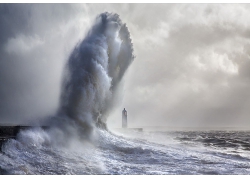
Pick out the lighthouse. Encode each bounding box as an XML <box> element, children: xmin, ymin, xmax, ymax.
<box><xmin>122</xmin><ymin>108</ymin><xmax>127</xmax><ymax>128</ymax></box>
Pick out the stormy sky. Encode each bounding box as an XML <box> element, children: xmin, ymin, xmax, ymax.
<box><xmin>1</xmin><ymin>4</ymin><xmax>250</xmax><ymax>129</ymax></box>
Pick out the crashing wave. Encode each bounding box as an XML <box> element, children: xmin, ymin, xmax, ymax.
<box><xmin>58</xmin><ymin>12</ymin><xmax>134</xmax><ymax>133</ymax></box>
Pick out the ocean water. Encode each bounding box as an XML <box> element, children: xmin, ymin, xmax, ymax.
<box><xmin>1</xmin><ymin>127</ymin><xmax>250</xmax><ymax>175</ymax></box>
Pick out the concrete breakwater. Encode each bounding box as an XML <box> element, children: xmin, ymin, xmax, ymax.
<box><xmin>0</xmin><ymin>126</ymin><xmax>48</xmax><ymax>149</ymax></box>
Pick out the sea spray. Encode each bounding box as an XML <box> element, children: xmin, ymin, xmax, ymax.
<box><xmin>59</xmin><ymin>12</ymin><xmax>134</xmax><ymax>133</ymax></box>
<box><xmin>3</xmin><ymin>12</ymin><xmax>134</xmax><ymax>151</ymax></box>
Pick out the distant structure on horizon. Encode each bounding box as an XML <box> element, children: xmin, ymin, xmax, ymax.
<box><xmin>122</xmin><ymin>108</ymin><xmax>127</xmax><ymax>128</ymax></box>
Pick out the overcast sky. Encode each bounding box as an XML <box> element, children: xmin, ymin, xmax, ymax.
<box><xmin>1</xmin><ymin>4</ymin><xmax>250</xmax><ymax>129</ymax></box>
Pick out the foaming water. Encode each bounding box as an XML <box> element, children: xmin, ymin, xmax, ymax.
<box><xmin>1</xmin><ymin>127</ymin><xmax>250</xmax><ymax>174</ymax></box>
<box><xmin>0</xmin><ymin>126</ymin><xmax>103</xmax><ymax>175</ymax></box>
<box><xmin>107</xmin><ymin>129</ymin><xmax>250</xmax><ymax>175</ymax></box>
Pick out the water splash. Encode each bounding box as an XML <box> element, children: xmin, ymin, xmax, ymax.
<box><xmin>59</xmin><ymin>12</ymin><xmax>134</xmax><ymax>133</ymax></box>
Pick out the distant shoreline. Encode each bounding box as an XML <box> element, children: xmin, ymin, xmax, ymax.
<box><xmin>109</xmin><ymin>126</ymin><xmax>250</xmax><ymax>132</ymax></box>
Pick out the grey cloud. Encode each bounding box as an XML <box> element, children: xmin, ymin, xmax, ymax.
<box><xmin>1</xmin><ymin>4</ymin><xmax>250</xmax><ymax>130</ymax></box>
<box><xmin>110</xmin><ymin>4</ymin><xmax>250</xmax><ymax>129</ymax></box>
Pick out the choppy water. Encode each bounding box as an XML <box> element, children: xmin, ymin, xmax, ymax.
<box><xmin>1</xmin><ymin>127</ymin><xmax>250</xmax><ymax>175</ymax></box>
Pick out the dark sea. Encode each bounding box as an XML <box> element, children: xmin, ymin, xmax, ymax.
<box><xmin>1</xmin><ymin>127</ymin><xmax>250</xmax><ymax>175</ymax></box>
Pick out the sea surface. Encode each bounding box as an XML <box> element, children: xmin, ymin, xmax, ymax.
<box><xmin>1</xmin><ymin>127</ymin><xmax>250</xmax><ymax>175</ymax></box>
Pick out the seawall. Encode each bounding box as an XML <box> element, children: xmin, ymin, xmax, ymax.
<box><xmin>0</xmin><ymin>126</ymin><xmax>48</xmax><ymax>149</ymax></box>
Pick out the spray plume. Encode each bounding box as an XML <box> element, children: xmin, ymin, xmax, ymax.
<box><xmin>58</xmin><ymin>12</ymin><xmax>134</xmax><ymax>133</ymax></box>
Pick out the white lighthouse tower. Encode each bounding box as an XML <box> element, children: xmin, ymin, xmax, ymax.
<box><xmin>122</xmin><ymin>108</ymin><xmax>127</xmax><ymax>128</ymax></box>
